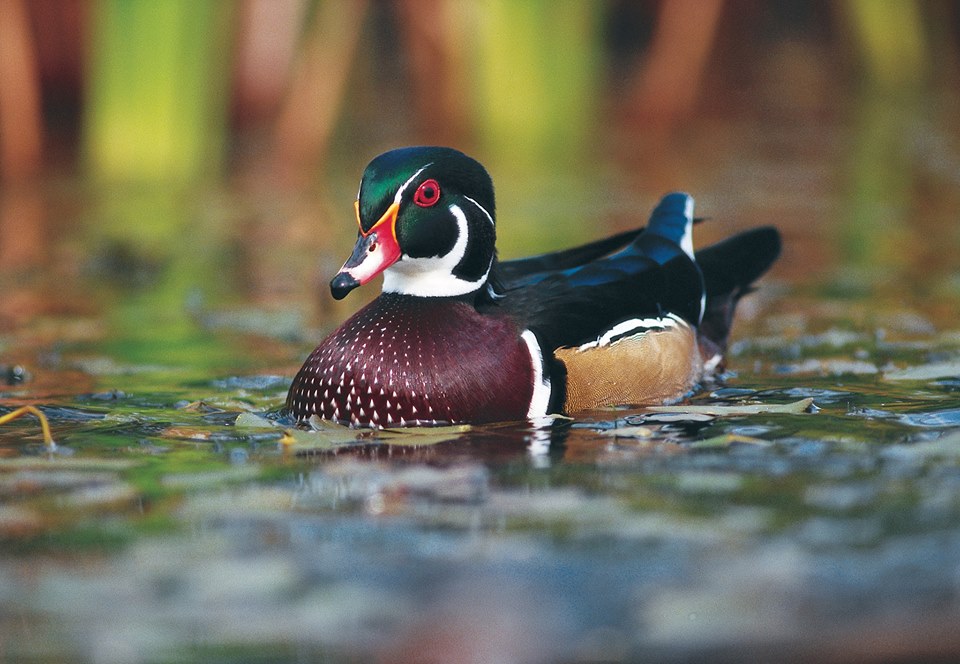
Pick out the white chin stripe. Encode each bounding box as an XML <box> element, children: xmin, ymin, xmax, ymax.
<box><xmin>521</xmin><ymin>329</ymin><xmax>552</xmax><ymax>418</ymax></box>
<box><xmin>577</xmin><ymin>314</ymin><xmax>686</xmax><ymax>351</ymax></box>
<box><xmin>381</xmin><ymin>203</ymin><xmax>491</xmax><ymax>297</ymax></box>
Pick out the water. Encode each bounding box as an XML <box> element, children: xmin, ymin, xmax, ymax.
<box><xmin>2</xmin><ymin>84</ymin><xmax>960</xmax><ymax>663</ymax></box>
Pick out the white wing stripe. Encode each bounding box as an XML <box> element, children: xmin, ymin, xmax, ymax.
<box><xmin>680</xmin><ymin>195</ymin><xmax>695</xmax><ymax>260</ymax></box>
<box><xmin>577</xmin><ymin>314</ymin><xmax>686</xmax><ymax>351</ymax></box>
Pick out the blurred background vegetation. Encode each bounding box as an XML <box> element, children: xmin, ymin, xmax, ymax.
<box><xmin>0</xmin><ymin>0</ymin><xmax>959</xmax><ymax>345</ymax></box>
<box><xmin>1</xmin><ymin>0</ymin><xmax>956</xmax><ymax>185</ymax></box>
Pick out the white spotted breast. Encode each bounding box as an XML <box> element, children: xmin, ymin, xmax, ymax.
<box><xmin>286</xmin><ymin>293</ymin><xmax>536</xmax><ymax>427</ymax></box>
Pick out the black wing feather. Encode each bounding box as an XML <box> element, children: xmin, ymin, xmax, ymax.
<box><xmin>495</xmin><ymin>227</ymin><xmax>643</xmax><ymax>284</ymax></box>
<box><xmin>479</xmin><ymin>193</ymin><xmax>779</xmax><ymax>354</ymax></box>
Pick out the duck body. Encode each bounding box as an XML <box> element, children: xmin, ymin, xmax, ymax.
<box><xmin>286</xmin><ymin>146</ymin><xmax>781</xmax><ymax>427</ymax></box>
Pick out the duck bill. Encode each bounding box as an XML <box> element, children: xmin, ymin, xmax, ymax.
<box><xmin>330</xmin><ymin>201</ymin><xmax>402</xmax><ymax>300</ymax></box>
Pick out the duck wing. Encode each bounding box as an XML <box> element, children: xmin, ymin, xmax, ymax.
<box><xmin>495</xmin><ymin>227</ymin><xmax>643</xmax><ymax>284</ymax></box>
<box><xmin>486</xmin><ymin>193</ymin><xmax>705</xmax><ymax>350</ymax></box>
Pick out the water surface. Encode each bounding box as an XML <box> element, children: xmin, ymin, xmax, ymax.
<box><xmin>2</xmin><ymin>81</ymin><xmax>960</xmax><ymax>662</ymax></box>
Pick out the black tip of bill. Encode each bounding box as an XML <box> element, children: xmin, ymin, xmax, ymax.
<box><xmin>330</xmin><ymin>272</ymin><xmax>360</xmax><ymax>300</ymax></box>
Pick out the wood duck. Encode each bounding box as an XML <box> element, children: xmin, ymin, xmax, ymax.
<box><xmin>286</xmin><ymin>146</ymin><xmax>780</xmax><ymax>428</ymax></box>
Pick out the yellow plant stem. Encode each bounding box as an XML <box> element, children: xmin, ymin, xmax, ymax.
<box><xmin>0</xmin><ymin>405</ymin><xmax>54</xmax><ymax>449</ymax></box>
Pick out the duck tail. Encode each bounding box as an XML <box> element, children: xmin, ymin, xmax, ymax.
<box><xmin>695</xmin><ymin>226</ymin><xmax>781</xmax><ymax>362</ymax></box>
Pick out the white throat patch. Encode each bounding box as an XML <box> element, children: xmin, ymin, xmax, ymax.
<box><xmin>381</xmin><ymin>203</ymin><xmax>492</xmax><ymax>297</ymax></box>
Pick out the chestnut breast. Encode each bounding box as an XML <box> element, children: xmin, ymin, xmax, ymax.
<box><xmin>287</xmin><ymin>294</ymin><xmax>535</xmax><ymax>426</ymax></box>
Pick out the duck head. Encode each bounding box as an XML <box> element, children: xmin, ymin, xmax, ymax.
<box><xmin>330</xmin><ymin>146</ymin><xmax>497</xmax><ymax>300</ymax></box>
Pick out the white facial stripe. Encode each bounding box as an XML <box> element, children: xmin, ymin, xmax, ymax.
<box><xmin>381</xmin><ymin>203</ymin><xmax>492</xmax><ymax>297</ymax></box>
<box><xmin>356</xmin><ymin>163</ymin><xmax>432</xmax><ymax>215</ymax></box>
<box><xmin>521</xmin><ymin>330</ymin><xmax>551</xmax><ymax>418</ymax></box>
<box><xmin>446</xmin><ymin>204</ymin><xmax>470</xmax><ymax>264</ymax></box>
<box><xmin>463</xmin><ymin>195</ymin><xmax>494</xmax><ymax>226</ymax></box>
<box><xmin>394</xmin><ymin>163</ymin><xmax>433</xmax><ymax>204</ymax></box>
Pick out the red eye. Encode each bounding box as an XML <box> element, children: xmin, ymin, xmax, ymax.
<box><xmin>413</xmin><ymin>179</ymin><xmax>441</xmax><ymax>207</ymax></box>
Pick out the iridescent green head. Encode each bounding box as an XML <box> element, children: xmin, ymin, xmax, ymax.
<box><xmin>331</xmin><ymin>147</ymin><xmax>498</xmax><ymax>299</ymax></box>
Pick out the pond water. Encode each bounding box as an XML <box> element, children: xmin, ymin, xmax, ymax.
<box><xmin>3</xmin><ymin>79</ymin><xmax>960</xmax><ymax>661</ymax></box>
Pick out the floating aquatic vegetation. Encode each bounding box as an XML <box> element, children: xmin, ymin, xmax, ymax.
<box><xmin>647</xmin><ymin>397</ymin><xmax>816</xmax><ymax>417</ymax></box>
<box><xmin>884</xmin><ymin>360</ymin><xmax>960</xmax><ymax>381</ymax></box>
